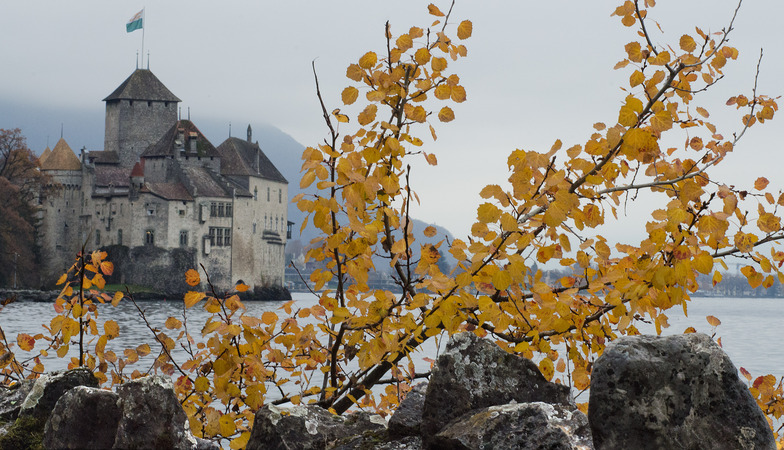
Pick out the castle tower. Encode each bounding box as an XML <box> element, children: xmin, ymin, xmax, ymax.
<box><xmin>103</xmin><ymin>69</ymin><xmax>180</xmax><ymax>167</ymax></box>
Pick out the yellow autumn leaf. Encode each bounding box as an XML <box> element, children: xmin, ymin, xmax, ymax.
<box><xmin>184</xmin><ymin>291</ymin><xmax>206</xmax><ymax>309</ymax></box>
<box><xmin>414</xmin><ymin>47</ymin><xmax>431</xmax><ymax>65</ymax></box>
<box><xmin>438</xmin><ymin>106</ymin><xmax>455</xmax><ymax>122</ymax></box>
<box><xmin>434</xmin><ymin>84</ymin><xmax>451</xmax><ymax>100</ymax></box>
<box><xmin>396</xmin><ymin>34</ymin><xmax>413</xmax><ymax>52</ymax></box>
<box><xmin>261</xmin><ymin>311</ymin><xmax>278</xmax><ymax>325</ymax></box>
<box><xmin>341</xmin><ymin>86</ymin><xmax>359</xmax><ymax>105</ymax></box>
<box><xmin>492</xmin><ymin>270</ymin><xmax>512</xmax><ymax>291</ymax></box>
<box><xmin>477</xmin><ymin>203</ymin><xmax>501</xmax><ymax>223</ymax></box>
<box><xmin>104</xmin><ymin>320</ymin><xmax>120</xmax><ymax>339</ymax></box>
<box><xmin>538</xmin><ymin>358</ymin><xmax>554</xmax><ymax>381</ymax></box>
<box><xmin>358</xmin><ymin>104</ymin><xmax>378</xmax><ymax>126</ymax></box>
<box><xmin>457</xmin><ymin>20</ymin><xmax>473</xmax><ymax>40</ymax></box>
<box><xmin>706</xmin><ymin>315</ymin><xmax>721</xmax><ymax>327</ymax></box>
<box><xmin>358</xmin><ymin>51</ymin><xmax>377</xmax><ymax>69</ymax></box>
<box><xmin>423</xmin><ymin>226</ymin><xmax>437</xmax><ymax>237</ymax></box>
<box><xmin>679</xmin><ymin>35</ymin><xmax>696</xmax><ymax>52</ymax></box>
<box><xmin>165</xmin><ymin>317</ymin><xmax>183</xmax><ymax>329</ymax></box>
<box><xmin>625</xmin><ymin>41</ymin><xmax>643</xmax><ymax>62</ymax></box>
<box><xmin>112</xmin><ymin>291</ymin><xmax>123</xmax><ymax>307</ymax></box>
<box><xmin>629</xmin><ymin>70</ymin><xmax>644</xmax><ymax>87</ymax></box>
<box><xmin>450</xmin><ymin>85</ymin><xmax>467</xmax><ymax>103</ymax></box>
<box><xmin>758</xmin><ymin>213</ymin><xmax>781</xmax><ymax>233</ymax></box>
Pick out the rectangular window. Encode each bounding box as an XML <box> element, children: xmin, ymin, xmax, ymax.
<box><xmin>179</xmin><ymin>231</ymin><xmax>188</xmax><ymax>247</ymax></box>
<box><xmin>95</xmin><ymin>230</ymin><xmax>101</xmax><ymax>246</ymax></box>
<box><xmin>225</xmin><ymin>203</ymin><xmax>232</xmax><ymax>217</ymax></box>
<box><xmin>279</xmin><ymin>190</ymin><xmax>282</xmax><ymax>203</ymax></box>
<box><xmin>267</xmin><ymin>187</ymin><xmax>270</xmax><ymax>201</ymax></box>
<box><xmin>210</xmin><ymin>202</ymin><xmax>217</xmax><ymax>217</ymax></box>
<box><xmin>207</xmin><ymin>227</ymin><xmax>231</xmax><ymax>247</ymax></box>
<box><xmin>145</xmin><ymin>230</ymin><xmax>155</xmax><ymax>245</ymax></box>
<box><xmin>118</xmin><ymin>229</ymin><xmax>123</xmax><ymax>245</ymax></box>
<box><xmin>218</xmin><ymin>203</ymin><xmax>225</xmax><ymax>217</ymax></box>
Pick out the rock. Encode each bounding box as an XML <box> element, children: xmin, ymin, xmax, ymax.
<box><xmin>420</xmin><ymin>332</ymin><xmax>572</xmax><ymax>446</ymax></box>
<box><xmin>374</xmin><ymin>436</ymin><xmax>423</xmax><ymax>449</ymax></box>
<box><xmin>433</xmin><ymin>402</ymin><xmax>593</xmax><ymax>450</ymax></box>
<box><xmin>589</xmin><ymin>333</ymin><xmax>774</xmax><ymax>450</ymax></box>
<box><xmin>114</xmin><ymin>375</ymin><xmax>198</xmax><ymax>450</ymax></box>
<box><xmin>246</xmin><ymin>404</ymin><xmax>385</xmax><ymax>450</ymax></box>
<box><xmin>42</xmin><ymin>386</ymin><xmax>121</xmax><ymax>449</ymax></box>
<box><xmin>18</xmin><ymin>367</ymin><xmax>98</xmax><ymax>420</ymax></box>
<box><xmin>0</xmin><ymin>379</ymin><xmax>34</xmax><ymax>422</ymax></box>
<box><xmin>388</xmin><ymin>382</ymin><xmax>427</xmax><ymax>439</ymax></box>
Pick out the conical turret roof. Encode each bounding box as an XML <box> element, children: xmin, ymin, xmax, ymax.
<box><xmin>39</xmin><ymin>146</ymin><xmax>52</xmax><ymax>165</ymax></box>
<box><xmin>103</xmin><ymin>69</ymin><xmax>181</xmax><ymax>103</ymax></box>
<box><xmin>41</xmin><ymin>138</ymin><xmax>81</xmax><ymax>171</ymax></box>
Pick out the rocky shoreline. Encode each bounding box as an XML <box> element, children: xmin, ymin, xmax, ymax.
<box><xmin>0</xmin><ymin>286</ymin><xmax>292</xmax><ymax>303</ymax></box>
<box><xmin>0</xmin><ymin>332</ymin><xmax>774</xmax><ymax>449</ymax></box>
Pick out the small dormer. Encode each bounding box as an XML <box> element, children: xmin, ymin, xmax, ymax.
<box><xmin>189</xmin><ymin>132</ymin><xmax>198</xmax><ymax>153</ymax></box>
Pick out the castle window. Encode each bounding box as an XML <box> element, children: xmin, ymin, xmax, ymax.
<box><xmin>179</xmin><ymin>209</ymin><xmax>185</xmax><ymax>217</ymax></box>
<box><xmin>95</xmin><ymin>230</ymin><xmax>101</xmax><ymax>246</ymax></box>
<box><xmin>254</xmin><ymin>187</ymin><xmax>258</xmax><ymax>201</ymax></box>
<box><xmin>267</xmin><ymin>187</ymin><xmax>270</xmax><ymax>201</ymax></box>
<box><xmin>179</xmin><ymin>231</ymin><xmax>188</xmax><ymax>247</ymax></box>
<box><xmin>208</xmin><ymin>227</ymin><xmax>231</xmax><ymax>247</ymax></box>
<box><xmin>218</xmin><ymin>203</ymin><xmax>225</xmax><ymax>217</ymax></box>
<box><xmin>145</xmin><ymin>230</ymin><xmax>155</xmax><ymax>245</ymax></box>
<box><xmin>147</xmin><ymin>101</ymin><xmax>152</xmax><ymax>107</ymax></box>
<box><xmin>129</xmin><ymin>100</ymin><xmax>134</xmax><ymax>106</ymax></box>
<box><xmin>211</xmin><ymin>202</ymin><xmax>217</xmax><ymax>217</ymax></box>
<box><xmin>118</xmin><ymin>229</ymin><xmax>123</xmax><ymax>245</ymax></box>
<box><xmin>279</xmin><ymin>190</ymin><xmax>282</xmax><ymax>203</ymax></box>
<box><xmin>252</xmin><ymin>223</ymin><xmax>256</xmax><ymax>234</ymax></box>
<box><xmin>226</xmin><ymin>203</ymin><xmax>232</xmax><ymax>217</ymax></box>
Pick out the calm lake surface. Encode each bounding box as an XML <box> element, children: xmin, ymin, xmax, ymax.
<box><xmin>1</xmin><ymin>293</ymin><xmax>781</xmax><ymax>385</ymax></box>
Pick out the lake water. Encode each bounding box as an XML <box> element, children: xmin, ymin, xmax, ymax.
<box><xmin>1</xmin><ymin>293</ymin><xmax>781</xmax><ymax>388</ymax></box>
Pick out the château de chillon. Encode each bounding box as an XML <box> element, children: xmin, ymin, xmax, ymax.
<box><xmin>37</xmin><ymin>68</ymin><xmax>291</xmax><ymax>295</ymax></box>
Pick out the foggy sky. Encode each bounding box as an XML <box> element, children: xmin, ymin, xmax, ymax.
<box><xmin>2</xmin><ymin>1</ymin><xmax>782</xmax><ymax>240</ymax></box>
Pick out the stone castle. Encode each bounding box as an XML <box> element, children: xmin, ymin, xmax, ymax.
<box><xmin>37</xmin><ymin>68</ymin><xmax>289</xmax><ymax>293</ymax></box>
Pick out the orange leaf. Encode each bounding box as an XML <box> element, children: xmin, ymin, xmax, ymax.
<box><xmin>185</xmin><ymin>269</ymin><xmax>200</xmax><ymax>287</ymax></box>
<box><xmin>236</xmin><ymin>283</ymin><xmax>250</xmax><ymax>293</ymax></box>
<box><xmin>261</xmin><ymin>311</ymin><xmax>278</xmax><ymax>325</ymax></box>
<box><xmin>100</xmin><ymin>261</ymin><xmax>114</xmax><ymax>276</ymax></box>
<box><xmin>438</xmin><ymin>106</ymin><xmax>455</xmax><ymax>123</ymax></box>
<box><xmin>17</xmin><ymin>333</ymin><xmax>35</xmax><ymax>351</ymax></box>
<box><xmin>457</xmin><ymin>20</ymin><xmax>473</xmax><ymax>40</ymax></box>
<box><xmin>427</xmin><ymin>4</ymin><xmax>445</xmax><ymax>16</ymax></box>
<box><xmin>706</xmin><ymin>315</ymin><xmax>721</xmax><ymax>327</ymax></box>
<box><xmin>341</xmin><ymin>86</ymin><xmax>359</xmax><ymax>105</ymax></box>
<box><xmin>423</xmin><ymin>226</ymin><xmax>437</xmax><ymax>238</ymax></box>
<box><xmin>754</xmin><ymin>177</ymin><xmax>769</xmax><ymax>191</ymax></box>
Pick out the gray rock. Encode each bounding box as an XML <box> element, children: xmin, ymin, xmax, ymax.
<box><xmin>589</xmin><ymin>333</ymin><xmax>774</xmax><ymax>450</ymax></box>
<box><xmin>388</xmin><ymin>382</ymin><xmax>427</xmax><ymax>438</ymax></box>
<box><xmin>42</xmin><ymin>385</ymin><xmax>121</xmax><ymax>449</ymax></box>
<box><xmin>18</xmin><ymin>367</ymin><xmax>98</xmax><ymax>420</ymax></box>
<box><xmin>433</xmin><ymin>402</ymin><xmax>593</xmax><ymax>450</ymax></box>
<box><xmin>375</xmin><ymin>436</ymin><xmax>423</xmax><ymax>449</ymax></box>
<box><xmin>420</xmin><ymin>332</ymin><xmax>572</xmax><ymax>446</ymax></box>
<box><xmin>247</xmin><ymin>404</ymin><xmax>385</xmax><ymax>450</ymax></box>
<box><xmin>114</xmin><ymin>375</ymin><xmax>198</xmax><ymax>450</ymax></box>
<box><xmin>0</xmin><ymin>379</ymin><xmax>33</xmax><ymax>422</ymax></box>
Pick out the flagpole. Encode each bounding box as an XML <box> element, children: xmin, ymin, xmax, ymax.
<box><xmin>141</xmin><ymin>8</ymin><xmax>145</xmax><ymax>68</ymax></box>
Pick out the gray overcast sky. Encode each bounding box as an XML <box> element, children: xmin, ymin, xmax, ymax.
<box><xmin>2</xmin><ymin>1</ymin><xmax>782</xmax><ymax>240</ymax></box>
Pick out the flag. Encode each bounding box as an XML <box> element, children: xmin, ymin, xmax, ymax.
<box><xmin>126</xmin><ymin>9</ymin><xmax>144</xmax><ymax>33</ymax></box>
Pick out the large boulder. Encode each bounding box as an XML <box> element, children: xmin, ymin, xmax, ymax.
<box><xmin>420</xmin><ymin>332</ymin><xmax>572</xmax><ymax>446</ymax></box>
<box><xmin>589</xmin><ymin>333</ymin><xmax>774</xmax><ymax>449</ymax></box>
<box><xmin>0</xmin><ymin>379</ymin><xmax>33</xmax><ymax>422</ymax></box>
<box><xmin>246</xmin><ymin>404</ymin><xmax>385</xmax><ymax>450</ymax></box>
<box><xmin>387</xmin><ymin>382</ymin><xmax>427</xmax><ymax>438</ymax></box>
<box><xmin>18</xmin><ymin>367</ymin><xmax>98</xmax><ymax>420</ymax></box>
<box><xmin>433</xmin><ymin>402</ymin><xmax>593</xmax><ymax>450</ymax></box>
<box><xmin>42</xmin><ymin>386</ymin><xmax>122</xmax><ymax>449</ymax></box>
<box><xmin>114</xmin><ymin>375</ymin><xmax>198</xmax><ymax>450</ymax></box>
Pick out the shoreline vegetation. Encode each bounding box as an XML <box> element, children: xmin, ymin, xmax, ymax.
<box><xmin>0</xmin><ymin>285</ymin><xmax>292</xmax><ymax>303</ymax></box>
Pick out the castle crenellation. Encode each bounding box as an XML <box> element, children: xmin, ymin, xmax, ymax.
<box><xmin>37</xmin><ymin>69</ymin><xmax>289</xmax><ymax>293</ymax></box>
